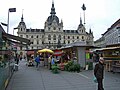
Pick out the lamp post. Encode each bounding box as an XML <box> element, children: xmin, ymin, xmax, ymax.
<box><xmin>7</xmin><ymin>8</ymin><xmax>16</xmax><ymax>34</ymax></box>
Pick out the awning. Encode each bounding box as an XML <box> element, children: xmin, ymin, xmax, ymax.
<box><xmin>27</xmin><ymin>51</ymin><xmax>34</xmax><ymax>55</ymax></box>
<box><xmin>2</xmin><ymin>32</ymin><xmax>30</xmax><ymax>45</ymax></box>
<box><xmin>53</xmin><ymin>50</ymin><xmax>63</xmax><ymax>56</ymax></box>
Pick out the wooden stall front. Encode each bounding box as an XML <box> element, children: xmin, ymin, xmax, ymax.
<box><xmin>101</xmin><ymin>47</ymin><xmax>120</xmax><ymax>72</ymax></box>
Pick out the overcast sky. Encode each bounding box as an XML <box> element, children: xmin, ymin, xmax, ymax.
<box><xmin>0</xmin><ymin>0</ymin><xmax>120</xmax><ymax>40</ymax></box>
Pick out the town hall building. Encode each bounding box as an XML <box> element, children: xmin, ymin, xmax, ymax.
<box><xmin>16</xmin><ymin>1</ymin><xmax>94</xmax><ymax>50</ymax></box>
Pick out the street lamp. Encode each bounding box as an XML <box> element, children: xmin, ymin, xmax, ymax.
<box><xmin>7</xmin><ymin>8</ymin><xmax>16</xmax><ymax>34</ymax></box>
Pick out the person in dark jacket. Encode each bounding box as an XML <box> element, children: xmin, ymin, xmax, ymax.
<box><xmin>94</xmin><ymin>57</ymin><xmax>104</xmax><ymax>90</ymax></box>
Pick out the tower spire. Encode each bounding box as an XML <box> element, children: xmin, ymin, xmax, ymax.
<box><xmin>80</xmin><ymin>14</ymin><xmax>82</xmax><ymax>25</ymax></box>
<box><xmin>21</xmin><ymin>9</ymin><xmax>24</xmax><ymax>22</ymax></box>
<box><xmin>50</xmin><ymin>0</ymin><xmax>56</xmax><ymax>15</ymax></box>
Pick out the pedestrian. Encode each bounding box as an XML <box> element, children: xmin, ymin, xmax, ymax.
<box><xmin>15</xmin><ymin>54</ymin><xmax>19</xmax><ymax>65</ymax></box>
<box><xmin>94</xmin><ymin>57</ymin><xmax>105</xmax><ymax>90</ymax></box>
<box><xmin>35</xmin><ymin>55</ymin><xmax>40</xmax><ymax>70</ymax></box>
<box><xmin>48</xmin><ymin>55</ymin><xmax>52</xmax><ymax>69</ymax></box>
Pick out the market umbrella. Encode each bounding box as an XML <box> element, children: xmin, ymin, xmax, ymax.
<box><xmin>37</xmin><ymin>49</ymin><xmax>54</xmax><ymax>66</ymax></box>
<box><xmin>37</xmin><ymin>48</ymin><xmax>54</xmax><ymax>54</ymax></box>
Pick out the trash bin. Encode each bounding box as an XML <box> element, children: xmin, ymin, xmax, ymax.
<box><xmin>14</xmin><ymin>64</ymin><xmax>19</xmax><ymax>71</ymax></box>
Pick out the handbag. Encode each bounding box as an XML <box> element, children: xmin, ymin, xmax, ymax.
<box><xmin>93</xmin><ymin>76</ymin><xmax>98</xmax><ymax>83</ymax></box>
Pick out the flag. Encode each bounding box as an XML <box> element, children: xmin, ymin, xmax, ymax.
<box><xmin>9</xmin><ymin>8</ymin><xmax>16</xmax><ymax>12</ymax></box>
<box><xmin>1</xmin><ymin>22</ymin><xmax>8</xmax><ymax>26</ymax></box>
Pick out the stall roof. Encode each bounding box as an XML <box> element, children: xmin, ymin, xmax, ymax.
<box><xmin>61</xmin><ymin>41</ymin><xmax>95</xmax><ymax>49</ymax></box>
<box><xmin>2</xmin><ymin>32</ymin><xmax>31</xmax><ymax>45</ymax></box>
<box><xmin>94</xmin><ymin>46</ymin><xmax>120</xmax><ymax>51</ymax></box>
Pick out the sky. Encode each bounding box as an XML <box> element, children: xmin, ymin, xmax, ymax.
<box><xmin>0</xmin><ymin>0</ymin><xmax>120</xmax><ymax>41</ymax></box>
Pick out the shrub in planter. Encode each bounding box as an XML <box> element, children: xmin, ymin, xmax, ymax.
<box><xmin>74</xmin><ymin>64</ymin><xmax>81</xmax><ymax>72</ymax></box>
<box><xmin>88</xmin><ymin>62</ymin><xmax>93</xmax><ymax>70</ymax></box>
<box><xmin>64</xmin><ymin>61</ymin><xmax>74</xmax><ymax>71</ymax></box>
<box><xmin>68</xmin><ymin>65</ymin><xmax>74</xmax><ymax>72</ymax></box>
<box><xmin>51</xmin><ymin>64</ymin><xmax>59</xmax><ymax>74</ymax></box>
<box><xmin>86</xmin><ymin>62</ymin><xmax>93</xmax><ymax>70</ymax></box>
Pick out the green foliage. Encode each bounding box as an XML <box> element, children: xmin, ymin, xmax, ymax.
<box><xmin>51</xmin><ymin>64</ymin><xmax>59</xmax><ymax>74</ymax></box>
<box><xmin>86</xmin><ymin>62</ymin><xmax>93</xmax><ymax>70</ymax></box>
<box><xmin>64</xmin><ymin>61</ymin><xmax>81</xmax><ymax>72</ymax></box>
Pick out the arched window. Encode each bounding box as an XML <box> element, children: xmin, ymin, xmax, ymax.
<box><xmin>42</xmin><ymin>41</ymin><xmax>44</xmax><ymax>44</ymax></box>
<box><xmin>64</xmin><ymin>36</ymin><xmax>65</xmax><ymax>39</ymax></box>
<box><xmin>68</xmin><ymin>36</ymin><xmax>70</xmax><ymax>39</ymax></box>
<box><xmin>68</xmin><ymin>41</ymin><xmax>70</xmax><ymax>44</ymax></box>
<box><xmin>37</xmin><ymin>40</ymin><xmax>39</xmax><ymax>44</ymax></box>
<box><xmin>73</xmin><ymin>36</ymin><xmax>74</xmax><ymax>39</ymax></box>
<box><xmin>20</xmin><ymin>35</ymin><xmax>23</xmax><ymax>37</ymax></box>
<box><xmin>31</xmin><ymin>35</ymin><xmax>33</xmax><ymax>38</ymax></box>
<box><xmin>36</xmin><ymin>35</ymin><xmax>39</xmax><ymax>38</ymax></box>
<box><xmin>48</xmin><ymin>34</ymin><xmax>51</xmax><ymax>40</ymax></box>
<box><xmin>82</xmin><ymin>36</ymin><xmax>84</xmax><ymax>39</ymax></box>
<box><xmin>53</xmin><ymin>27</ymin><xmax>56</xmax><ymax>30</ymax></box>
<box><xmin>58</xmin><ymin>35</ymin><xmax>61</xmax><ymax>40</ymax></box>
<box><xmin>26</xmin><ymin>35</ymin><xmax>28</xmax><ymax>38</ymax></box>
<box><xmin>53</xmin><ymin>34</ymin><xmax>56</xmax><ymax>40</ymax></box>
<box><xmin>64</xmin><ymin>40</ymin><xmax>66</xmax><ymax>44</ymax></box>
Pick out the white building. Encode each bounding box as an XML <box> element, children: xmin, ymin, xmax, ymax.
<box><xmin>102</xmin><ymin>19</ymin><xmax>120</xmax><ymax>46</ymax></box>
<box><xmin>16</xmin><ymin>1</ymin><xmax>94</xmax><ymax>50</ymax></box>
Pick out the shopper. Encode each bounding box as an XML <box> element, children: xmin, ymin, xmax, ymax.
<box><xmin>35</xmin><ymin>55</ymin><xmax>40</xmax><ymax>70</ymax></box>
<box><xmin>48</xmin><ymin>55</ymin><xmax>52</xmax><ymax>70</ymax></box>
<box><xmin>94</xmin><ymin>57</ymin><xmax>104</xmax><ymax>90</ymax></box>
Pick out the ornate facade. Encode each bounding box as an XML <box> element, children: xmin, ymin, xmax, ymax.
<box><xmin>17</xmin><ymin>1</ymin><xmax>94</xmax><ymax>50</ymax></box>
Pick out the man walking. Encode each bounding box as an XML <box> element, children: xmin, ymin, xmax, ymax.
<box><xmin>35</xmin><ymin>55</ymin><xmax>40</xmax><ymax>70</ymax></box>
<box><xmin>94</xmin><ymin>57</ymin><xmax>104</xmax><ymax>90</ymax></box>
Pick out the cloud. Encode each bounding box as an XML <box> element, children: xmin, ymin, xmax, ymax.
<box><xmin>0</xmin><ymin>0</ymin><xmax>120</xmax><ymax>40</ymax></box>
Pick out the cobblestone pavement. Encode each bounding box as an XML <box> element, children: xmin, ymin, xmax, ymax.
<box><xmin>6</xmin><ymin>60</ymin><xmax>120</xmax><ymax>90</ymax></box>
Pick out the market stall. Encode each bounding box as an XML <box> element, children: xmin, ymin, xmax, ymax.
<box><xmin>96</xmin><ymin>46</ymin><xmax>120</xmax><ymax>72</ymax></box>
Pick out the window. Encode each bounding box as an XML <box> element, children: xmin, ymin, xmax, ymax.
<box><xmin>36</xmin><ymin>35</ymin><xmax>39</xmax><ymax>38</ymax></box>
<box><xmin>42</xmin><ymin>41</ymin><xmax>44</xmax><ymax>44</ymax></box>
<box><xmin>48</xmin><ymin>27</ymin><xmax>50</xmax><ymax>30</ymax></box>
<box><xmin>64</xmin><ymin>36</ymin><xmax>65</xmax><ymax>39</ymax></box>
<box><xmin>77</xmin><ymin>36</ymin><xmax>79</xmax><ymax>39</ymax></box>
<box><xmin>68</xmin><ymin>36</ymin><xmax>70</xmax><ymax>39</ymax></box>
<box><xmin>59</xmin><ymin>28</ymin><xmax>60</xmax><ymax>30</ymax></box>
<box><xmin>31</xmin><ymin>35</ymin><xmax>33</xmax><ymax>38</ymax></box>
<box><xmin>82</xmin><ymin>36</ymin><xmax>84</xmax><ymax>39</ymax></box>
<box><xmin>20</xmin><ymin>35</ymin><xmax>23</xmax><ymax>37</ymax></box>
<box><xmin>42</xmin><ymin>35</ymin><xmax>44</xmax><ymax>38</ymax></box>
<box><xmin>73</xmin><ymin>36</ymin><xmax>74</xmax><ymax>39</ymax></box>
<box><xmin>58</xmin><ymin>35</ymin><xmax>61</xmax><ymax>40</ymax></box>
<box><xmin>26</xmin><ymin>35</ymin><xmax>28</xmax><ymax>38</ymax></box>
<box><xmin>53</xmin><ymin>27</ymin><xmax>56</xmax><ymax>30</ymax></box>
<box><xmin>48</xmin><ymin>34</ymin><xmax>51</xmax><ymax>40</ymax></box>
<box><xmin>68</xmin><ymin>41</ymin><xmax>70</xmax><ymax>44</ymax></box>
<box><xmin>31</xmin><ymin>42</ymin><xmax>33</xmax><ymax>44</ymax></box>
<box><xmin>53</xmin><ymin>34</ymin><xmax>56</xmax><ymax>40</ymax></box>
<box><xmin>64</xmin><ymin>40</ymin><xmax>66</xmax><ymax>44</ymax></box>
<box><xmin>37</xmin><ymin>40</ymin><xmax>39</xmax><ymax>44</ymax></box>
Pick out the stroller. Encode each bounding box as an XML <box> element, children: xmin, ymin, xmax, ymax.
<box><xmin>28</xmin><ymin>58</ymin><xmax>34</xmax><ymax>67</ymax></box>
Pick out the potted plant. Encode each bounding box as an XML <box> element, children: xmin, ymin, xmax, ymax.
<box><xmin>51</xmin><ymin>64</ymin><xmax>59</xmax><ymax>74</ymax></box>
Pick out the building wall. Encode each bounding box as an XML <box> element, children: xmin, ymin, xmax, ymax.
<box><xmin>94</xmin><ymin>19</ymin><xmax>120</xmax><ymax>47</ymax></box>
<box><xmin>77</xmin><ymin>47</ymin><xmax>86</xmax><ymax>68</ymax></box>
<box><xmin>17</xmin><ymin>2</ymin><xmax>94</xmax><ymax>50</ymax></box>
